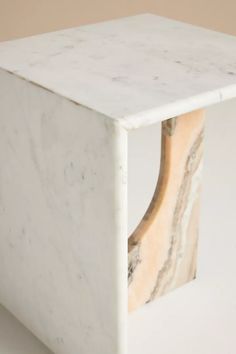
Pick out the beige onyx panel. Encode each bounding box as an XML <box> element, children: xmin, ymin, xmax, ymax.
<box><xmin>128</xmin><ymin>110</ymin><xmax>205</xmax><ymax>312</ymax></box>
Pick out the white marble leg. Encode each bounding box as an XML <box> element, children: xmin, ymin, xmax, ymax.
<box><xmin>0</xmin><ymin>69</ymin><xmax>128</xmax><ymax>354</ymax></box>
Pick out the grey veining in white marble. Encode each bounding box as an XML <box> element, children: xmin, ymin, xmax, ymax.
<box><xmin>0</xmin><ymin>14</ymin><xmax>236</xmax><ymax>128</ymax></box>
<box><xmin>0</xmin><ymin>69</ymin><xmax>127</xmax><ymax>354</ymax></box>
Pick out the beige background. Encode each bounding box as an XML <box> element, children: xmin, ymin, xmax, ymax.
<box><xmin>0</xmin><ymin>0</ymin><xmax>236</xmax><ymax>42</ymax></box>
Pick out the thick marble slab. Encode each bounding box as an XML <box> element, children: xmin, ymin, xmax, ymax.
<box><xmin>0</xmin><ymin>69</ymin><xmax>127</xmax><ymax>354</ymax></box>
<box><xmin>0</xmin><ymin>14</ymin><xmax>236</xmax><ymax>128</ymax></box>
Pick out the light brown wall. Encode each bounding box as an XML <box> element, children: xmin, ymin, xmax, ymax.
<box><xmin>0</xmin><ymin>0</ymin><xmax>236</xmax><ymax>42</ymax></box>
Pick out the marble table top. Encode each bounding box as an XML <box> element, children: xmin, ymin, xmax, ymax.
<box><xmin>0</xmin><ymin>14</ymin><xmax>236</xmax><ymax>128</ymax></box>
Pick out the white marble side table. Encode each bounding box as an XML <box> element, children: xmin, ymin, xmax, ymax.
<box><xmin>0</xmin><ymin>13</ymin><xmax>236</xmax><ymax>354</ymax></box>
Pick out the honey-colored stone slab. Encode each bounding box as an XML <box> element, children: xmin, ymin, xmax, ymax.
<box><xmin>128</xmin><ymin>110</ymin><xmax>205</xmax><ymax>312</ymax></box>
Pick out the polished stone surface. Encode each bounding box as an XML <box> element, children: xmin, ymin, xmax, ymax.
<box><xmin>0</xmin><ymin>14</ymin><xmax>236</xmax><ymax>128</ymax></box>
<box><xmin>0</xmin><ymin>69</ymin><xmax>127</xmax><ymax>354</ymax></box>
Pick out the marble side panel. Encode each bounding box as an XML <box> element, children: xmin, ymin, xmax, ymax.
<box><xmin>0</xmin><ymin>69</ymin><xmax>127</xmax><ymax>354</ymax></box>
